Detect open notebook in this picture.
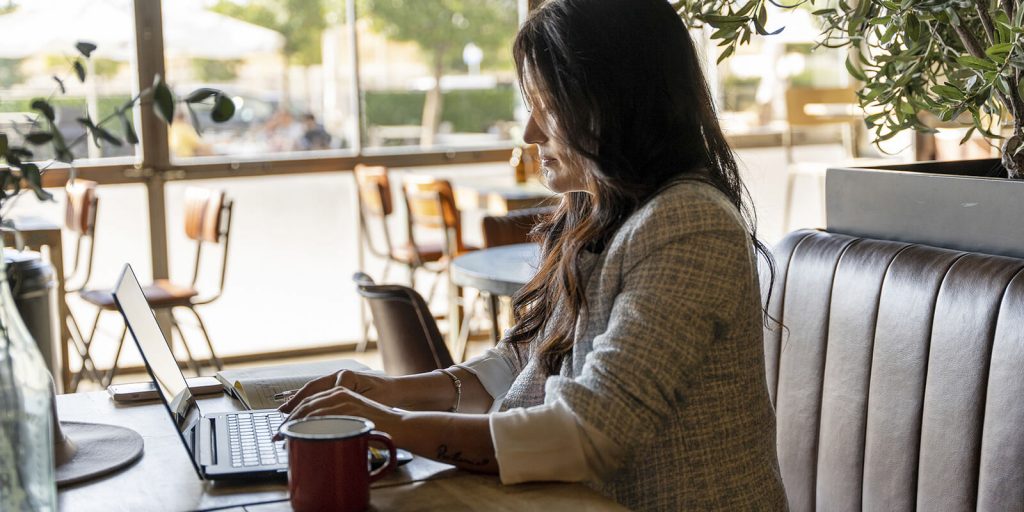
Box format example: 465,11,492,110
215,358,371,410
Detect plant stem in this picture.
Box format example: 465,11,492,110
64,90,146,152
974,2,995,47
951,21,987,60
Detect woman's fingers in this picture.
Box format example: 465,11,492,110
278,371,340,413
287,387,355,421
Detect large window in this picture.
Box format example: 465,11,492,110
162,0,522,161
0,0,139,164
357,0,521,150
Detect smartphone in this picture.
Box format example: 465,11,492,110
108,376,225,402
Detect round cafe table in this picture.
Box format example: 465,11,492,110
450,243,540,298
449,243,540,358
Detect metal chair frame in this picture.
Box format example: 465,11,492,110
68,187,233,389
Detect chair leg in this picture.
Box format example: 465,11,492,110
101,324,129,387
485,293,501,346
70,307,107,391
184,305,223,371
65,309,104,389
457,292,481,363
169,310,203,376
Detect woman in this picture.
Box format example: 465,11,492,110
280,0,787,509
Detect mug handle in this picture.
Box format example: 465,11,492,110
367,430,398,483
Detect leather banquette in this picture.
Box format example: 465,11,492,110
765,230,1024,511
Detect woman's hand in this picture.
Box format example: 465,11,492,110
274,386,404,440
278,370,401,413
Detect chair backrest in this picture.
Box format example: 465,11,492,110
353,164,396,260
766,229,1024,511
481,206,551,248
353,272,454,375
64,179,99,291
784,87,860,163
402,176,464,257
182,187,232,300
353,164,394,217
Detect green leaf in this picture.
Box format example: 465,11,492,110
716,44,735,64
7,148,32,161
30,99,55,122
21,163,53,201
75,41,97,58
931,84,965,101
957,55,998,71
73,60,86,82
25,132,53,145
846,56,868,82
120,112,139,145
152,75,175,124
186,104,203,135
211,94,236,123
701,14,748,23
92,125,122,147
184,88,219,103
958,126,977,145
986,42,1014,58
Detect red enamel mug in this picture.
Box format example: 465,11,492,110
280,415,398,512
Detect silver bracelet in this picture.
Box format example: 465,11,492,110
437,368,461,412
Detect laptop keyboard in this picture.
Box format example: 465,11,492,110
227,411,286,468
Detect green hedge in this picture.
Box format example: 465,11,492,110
364,86,517,133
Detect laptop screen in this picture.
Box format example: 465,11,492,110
112,265,202,473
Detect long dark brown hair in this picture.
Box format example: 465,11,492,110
506,0,775,374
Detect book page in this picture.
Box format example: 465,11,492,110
216,358,374,410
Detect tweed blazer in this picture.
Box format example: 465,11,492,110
486,179,788,511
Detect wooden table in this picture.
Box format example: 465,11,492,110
5,216,72,393
56,389,626,511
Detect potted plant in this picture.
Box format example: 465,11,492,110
676,1,1024,257
0,42,235,510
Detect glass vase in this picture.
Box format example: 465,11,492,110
0,245,57,511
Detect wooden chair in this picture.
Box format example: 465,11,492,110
62,179,107,390
402,175,480,348
353,165,449,285
782,87,861,231
77,187,233,385
353,165,449,351
353,272,454,376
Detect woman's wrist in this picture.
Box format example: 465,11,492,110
392,371,459,411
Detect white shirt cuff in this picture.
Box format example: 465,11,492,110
455,348,517,410
489,398,591,484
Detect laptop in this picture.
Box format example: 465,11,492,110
112,264,288,480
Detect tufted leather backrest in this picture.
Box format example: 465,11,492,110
765,230,1024,511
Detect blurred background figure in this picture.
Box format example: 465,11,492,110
169,110,214,157
264,109,301,152
298,113,332,150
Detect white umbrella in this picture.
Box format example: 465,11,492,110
0,0,284,60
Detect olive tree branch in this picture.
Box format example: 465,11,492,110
974,2,995,47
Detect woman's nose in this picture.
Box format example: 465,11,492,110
523,112,548,145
